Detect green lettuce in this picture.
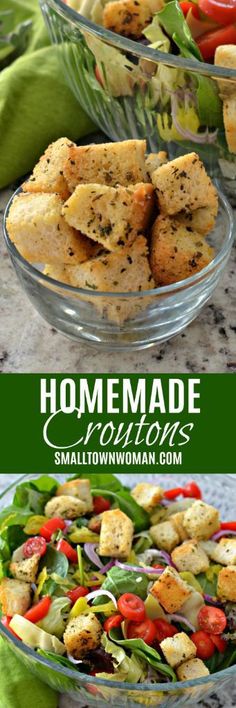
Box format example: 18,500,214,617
38,597,71,638
10,615,65,654
13,475,58,514
109,629,176,681
98,634,146,682
93,566,149,604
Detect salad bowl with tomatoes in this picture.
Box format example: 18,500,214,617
0,473,236,706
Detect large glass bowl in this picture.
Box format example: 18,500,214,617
0,473,235,706
40,0,236,203
3,186,235,352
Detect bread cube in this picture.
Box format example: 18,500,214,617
215,45,236,97
175,205,217,236
145,151,168,177
150,520,180,553
63,182,154,251
131,482,164,512
177,658,209,681
103,0,164,38
44,264,72,284
160,632,196,668
63,613,102,659
99,508,134,559
45,495,87,519
150,566,192,612
183,501,220,541
170,512,188,542
210,538,236,566
217,566,236,602
150,215,214,286
151,152,218,215
0,578,31,616
22,137,75,199
56,479,93,512
223,98,236,154
63,140,148,191
171,540,209,575
10,554,39,584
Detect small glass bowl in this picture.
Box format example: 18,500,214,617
4,186,235,351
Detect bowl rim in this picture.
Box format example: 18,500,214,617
0,472,236,693
4,184,235,299
42,0,236,80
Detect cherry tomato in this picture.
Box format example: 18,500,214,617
152,564,165,570
24,596,51,623
127,618,157,645
164,487,184,500
103,614,123,632
199,0,236,25
198,606,227,634
180,1,200,18
66,586,89,604
154,618,179,642
191,630,216,659
183,481,202,499
1,616,20,638
210,634,228,652
56,539,78,564
39,517,66,541
93,496,111,514
197,24,236,60
221,521,236,531
117,593,146,621
23,536,47,559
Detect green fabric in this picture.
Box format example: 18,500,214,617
0,0,95,189
0,637,58,708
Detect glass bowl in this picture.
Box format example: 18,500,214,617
3,186,235,351
40,0,236,203
0,473,235,706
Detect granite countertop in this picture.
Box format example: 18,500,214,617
0,185,236,373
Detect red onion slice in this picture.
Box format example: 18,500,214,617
84,543,104,569
211,530,236,541
115,560,164,575
86,589,118,608
99,560,115,575
167,614,196,633
67,654,83,664
203,594,223,607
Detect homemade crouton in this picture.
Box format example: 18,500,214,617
170,512,188,542
99,508,134,559
183,501,220,541
63,140,148,190
62,183,154,251
7,192,99,265
177,658,209,681
210,538,236,566
171,540,209,575
10,554,40,584
131,483,164,512
44,264,72,284
150,215,214,285
103,0,164,38
145,151,168,177
215,45,236,97
217,566,236,602
56,479,93,512
45,495,87,519
175,205,217,236
22,138,75,199
0,578,31,616
63,614,102,659
150,566,192,612
160,632,196,668
223,98,236,154
150,520,180,553
151,153,218,215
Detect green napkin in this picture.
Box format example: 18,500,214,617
0,0,95,189
0,637,58,708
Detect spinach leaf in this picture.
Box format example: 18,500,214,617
1,525,27,553
91,488,149,532
69,473,122,492
158,1,202,61
206,644,236,673
93,566,148,604
37,649,80,671
13,475,58,514
41,547,69,579
197,565,222,596
109,629,176,681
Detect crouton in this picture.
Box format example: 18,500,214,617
171,540,209,575
150,566,192,612
160,632,196,668
99,508,134,559
7,192,99,265
170,512,188,542
150,215,214,286
56,479,93,512
131,483,164,512
103,0,164,38
210,538,236,566
45,495,87,519
183,501,220,541
63,140,148,191
223,98,236,154
62,183,155,251
145,151,168,177
177,658,209,681
217,566,236,602
175,205,217,236
215,45,236,97
10,554,40,584
63,613,102,659
151,152,218,215
0,577,31,616
22,138,76,199
44,264,72,284
150,520,180,553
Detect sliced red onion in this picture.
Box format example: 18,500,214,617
67,654,83,664
86,589,117,608
167,614,195,633
211,530,236,541
156,551,177,569
99,560,115,575
64,520,73,530
31,583,37,592
84,543,104,569
203,594,223,607
160,499,172,507
115,560,163,575
170,92,218,144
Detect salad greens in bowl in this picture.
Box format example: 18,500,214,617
0,473,236,706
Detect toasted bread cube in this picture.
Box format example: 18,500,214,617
63,183,154,251
145,152,168,177
150,520,180,553
63,140,148,191
223,98,236,154
171,540,209,575
0,578,31,616
131,483,164,512
44,263,72,284
22,138,76,199
210,538,236,566
103,0,163,37
99,509,134,559
215,45,236,97
151,153,218,215
160,632,196,668
183,501,220,541
150,215,214,286
63,613,102,659
7,192,99,265
175,205,217,236
217,566,236,602
10,554,40,583
45,495,87,519
170,512,189,542
177,658,209,681
150,566,192,612
56,479,93,512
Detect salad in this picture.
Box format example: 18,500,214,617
0,473,236,689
